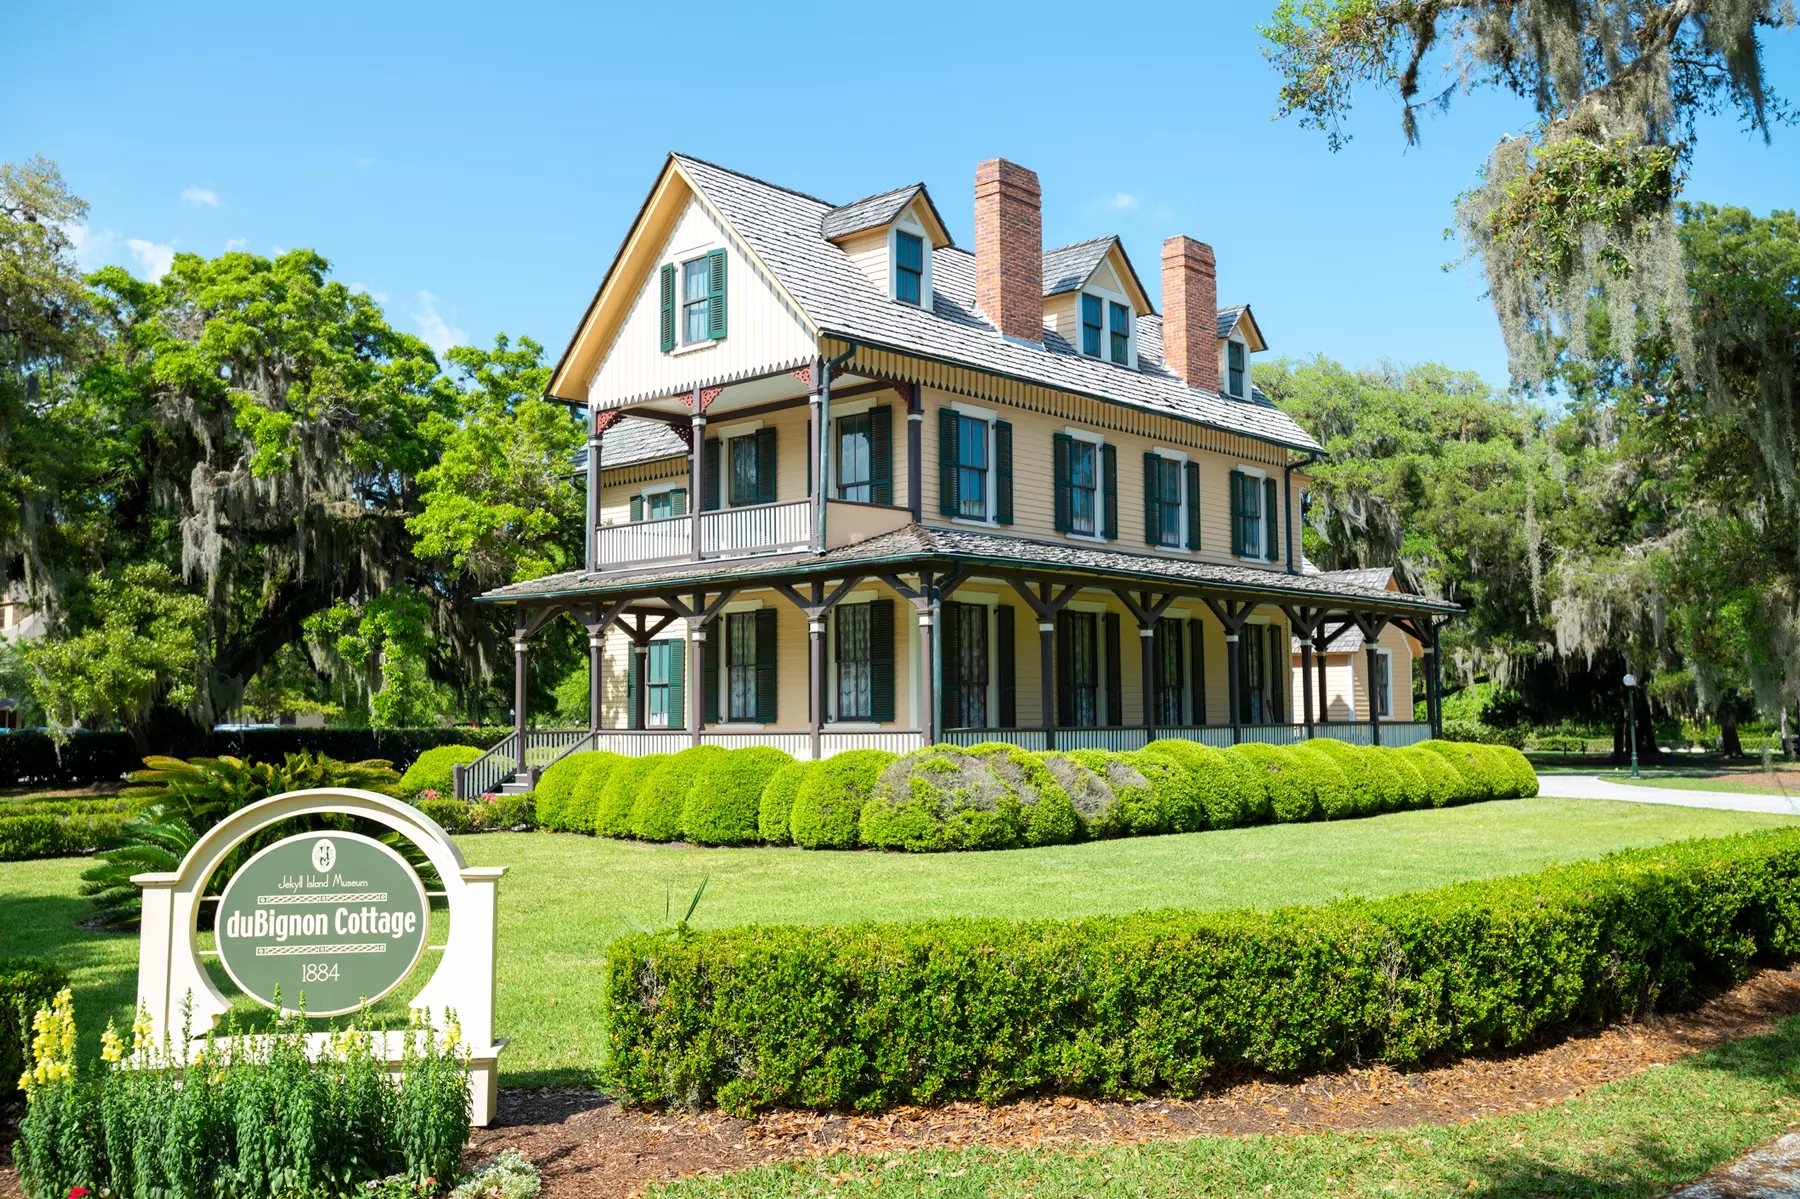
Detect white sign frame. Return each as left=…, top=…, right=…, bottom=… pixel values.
left=133, top=788, right=509, bottom=1125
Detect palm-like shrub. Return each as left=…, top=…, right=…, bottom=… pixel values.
left=684, top=746, right=794, bottom=845
left=758, top=760, right=814, bottom=845
left=397, top=745, right=486, bottom=798
left=631, top=747, right=725, bottom=841
left=790, top=749, right=895, bottom=849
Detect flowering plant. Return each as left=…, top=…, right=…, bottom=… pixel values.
left=417, top=789, right=442, bottom=802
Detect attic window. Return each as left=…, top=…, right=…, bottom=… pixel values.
left=1227, top=340, right=1246, bottom=397
left=895, top=232, right=924, bottom=305
left=1081, top=295, right=1102, bottom=357
left=1109, top=302, right=1130, bottom=365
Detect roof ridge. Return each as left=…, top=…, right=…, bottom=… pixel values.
left=827, top=182, right=925, bottom=213
left=671, top=151, right=836, bottom=209
left=1043, top=234, right=1118, bottom=254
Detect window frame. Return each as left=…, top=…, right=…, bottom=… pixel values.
left=1080, top=293, right=1103, bottom=357
left=720, top=421, right=765, bottom=509
left=947, top=403, right=997, bottom=525
left=645, top=639, right=674, bottom=727
left=835, top=409, right=873, bottom=504
left=1109, top=301, right=1131, bottom=365
left=834, top=602, right=875, bottom=722
left=724, top=609, right=759, bottom=724
left=1149, top=446, right=1190, bottom=552
left=1371, top=646, right=1392, bottom=718
left=1066, top=434, right=1100, bottom=537
left=681, top=255, right=712, bottom=346
left=893, top=230, right=924, bottom=306
left=1226, top=338, right=1247, bottom=397
left=1234, top=463, right=1272, bottom=563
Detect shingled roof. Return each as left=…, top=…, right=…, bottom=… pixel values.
left=572, top=416, right=686, bottom=472
left=821, top=184, right=927, bottom=241
left=1042, top=236, right=1117, bottom=295
left=669, top=154, right=1320, bottom=453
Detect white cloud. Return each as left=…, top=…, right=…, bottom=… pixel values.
left=411, top=290, right=466, bottom=358
left=1106, top=192, right=1140, bottom=211
left=181, top=186, right=220, bottom=208
left=224, top=238, right=248, bottom=252
left=127, top=239, right=176, bottom=282
left=63, top=223, right=121, bottom=270
left=348, top=282, right=390, bottom=303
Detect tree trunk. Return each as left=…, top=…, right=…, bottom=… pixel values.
left=1720, top=708, right=1744, bottom=759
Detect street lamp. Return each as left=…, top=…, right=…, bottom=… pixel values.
left=1622, top=673, right=1640, bottom=779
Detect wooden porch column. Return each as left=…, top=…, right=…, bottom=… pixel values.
left=920, top=603, right=937, bottom=747
left=512, top=630, right=531, bottom=786
left=586, top=407, right=603, bottom=574
left=906, top=385, right=923, bottom=522
left=1316, top=637, right=1330, bottom=722
left=1225, top=633, right=1242, bottom=744
left=809, top=359, right=826, bottom=552
left=1299, top=640, right=1316, bottom=739
left=588, top=633, right=604, bottom=732
left=633, top=642, right=649, bottom=730
left=1365, top=642, right=1383, bottom=746
left=1038, top=621, right=1056, bottom=749
left=689, top=409, right=707, bottom=562
left=809, top=615, right=826, bottom=760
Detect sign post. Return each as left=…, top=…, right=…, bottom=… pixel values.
left=133, top=788, right=508, bottom=1125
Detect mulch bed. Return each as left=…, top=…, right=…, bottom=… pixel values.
left=6, top=966, right=1800, bottom=1199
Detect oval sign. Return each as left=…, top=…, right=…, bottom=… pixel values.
left=214, top=830, right=429, bottom=1016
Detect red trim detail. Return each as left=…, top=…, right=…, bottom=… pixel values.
left=591, top=408, right=625, bottom=436
left=698, top=386, right=725, bottom=411
left=790, top=366, right=813, bottom=387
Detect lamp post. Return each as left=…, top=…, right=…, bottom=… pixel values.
left=1623, top=673, right=1640, bottom=779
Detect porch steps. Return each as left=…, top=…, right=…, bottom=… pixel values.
left=498, top=781, right=534, bottom=796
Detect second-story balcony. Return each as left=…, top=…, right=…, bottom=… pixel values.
left=594, top=498, right=813, bottom=569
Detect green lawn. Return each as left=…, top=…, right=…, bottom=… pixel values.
left=648, top=1016, right=1800, bottom=1199
left=1616, top=776, right=1800, bottom=799
left=6, top=796, right=1799, bottom=1087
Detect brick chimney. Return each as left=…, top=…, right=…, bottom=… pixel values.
left=1161, top=235, right=1219, bottom=392
left=974, top=158, right=1043, bottom=343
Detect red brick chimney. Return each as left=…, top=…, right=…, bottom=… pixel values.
left=1161, top=235, right=1218, bottom=392
left=974, top=158, right=1043, bottom=343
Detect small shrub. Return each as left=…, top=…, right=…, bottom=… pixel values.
left=0, top=959, right=67, bottom=1105
left=1493, top=743, right=1540, bottom=797
left=862, top=746, right=1021, bottom=851
left=685, top=747, right=795, bottom=845
left=1304, top=739, right=1399, bottom=816
left=564, top=752, right=625, bottom=833
left=1038, top=752, right=1116, bottom=835
left=1067, top=749, right=1164, bottom=837
left=1401, top=745, right=1467, bottom=806
left=595, top=754, right=669, bottom=838
left=1529, top=733, right=1588, bottom=753
left=532, top=752, right=590, bottom=831
left=452, top=1148, right=543, bottom=1199
left=965, top=742, right=1080, bottom=846
left=1290, top=744, right=1355, bottom=818
left=1124, top=749, right=1208, bottom=832
left=631, top=746, right=725, bottom=842
left=1419, top=740, right=1496, bottom=801
left=0, top=811, right=130, bottom=861
left=1226, top=743, right=1319, bottom=822
left=758, top=760, right=814, bottom=845
left=1377, top=747, right=1431, bottom=809
left=790, top=749, right=896, bottom=849
left=397, top=744, right=487, bottom=798
left=1138, top=739, right=1267, bottom=828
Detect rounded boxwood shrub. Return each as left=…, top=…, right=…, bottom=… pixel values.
left=966, top=743, right=1079, bottom=846
left=759, top=759, right=814, bottom=845
left=632, top=746, right=726, bottom=841
left=1378, top=747, right=1431, bottom=809
left=684, top=746, right=795, bottom=845
left=397, top=744, right=486, bottom=799
left=595, top=753, right=670, bottom=837
left=1304, top=739, right=1399, bottom=815
left=532, top=752, right=590, bottom=831
left=1401, top=745, right=1465, bottom=806
left=1124, top=748, right=1209, bottom=832
left=790, top=749, right=896, bottom=849
left=1466, top=743, right=1528, bottom=799
left=1291, top=744, right=1355, bottom=818
left=1419, top=740, right=1494, bottom=801
left=862, top=746, right=1022, bottom=852
left=1493, top=744, right=1540, bottom=798
left=1066, top=750, right=1162, bottom=837
left=565, top=751, right=625, bottom=832
left=1038, top=752, right=1116, bottom=836
left=1139, top=739, right=1268, bottom=828
left=1226, top=743, right=1319, bottom=823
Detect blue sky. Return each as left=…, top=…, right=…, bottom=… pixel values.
left=7, top=1, right=1798, bottom=388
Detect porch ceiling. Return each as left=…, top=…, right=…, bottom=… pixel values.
left=479, top=524, right=1458, bottom=620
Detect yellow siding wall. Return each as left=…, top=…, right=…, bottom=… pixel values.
left=1288, top=625, right=1419, bottom=722
left=839, top=228, right=887, bottom=293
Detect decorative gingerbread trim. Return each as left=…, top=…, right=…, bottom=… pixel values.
left=591, top=408, right=625, bottom=437
left=698, top=385, right=725, bottom=411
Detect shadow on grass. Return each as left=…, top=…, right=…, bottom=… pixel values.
left=1, top=890, right=139, bottom=1049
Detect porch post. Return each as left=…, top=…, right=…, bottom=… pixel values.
left=919, top=605, right=937, bottom=746
left=810, top=359, right=826, bottom=552
left=689, top=409, right=707, bottom=562
left=809, top=617, right=825, bottom=761
left=633, top=640, right=649, bottom=730
left=689, top=598, right=706, bottom=749
left=1365, top=642, right=1382, bottom=746
left=588, top=633, right=604, bottom=732
left=1300, top=640, right=1316, bottom=739
left=906, top=387, right=923, bottom=522
left=512, top=634, right=531, bottom=787
left=585, top=407, right=602, bottom=574
left=1140, top=625, right=1157, bottom=740
left=1038, top=621, right=1056, bottom=750
left=1226, top=632, right=1242, bottom=744
left=1316, top=636, right=1329, bottom=723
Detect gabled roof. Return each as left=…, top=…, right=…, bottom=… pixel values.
left=572, top=416, right=686, bottom=472
left=1041, top=235, right=1155, bottom=314
left=821, top=183, right=952, bottom=247
left=1218, top=304, right=1268, bottom=352
left=671, top=154, right=1320, bottom=452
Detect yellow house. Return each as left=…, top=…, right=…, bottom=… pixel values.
left=463, top=154, right=1455, bottom=795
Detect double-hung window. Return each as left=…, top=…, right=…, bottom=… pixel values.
left=836, top=411, right=872, bottom=503
left=729, top=436, right=758, bottom=506
left=1155, top=619, right=1184, bottom=725
left=835, top=604, right=873, bottom=720
left=955, top=414, right=988, bottom=518
left=647, top=490, right=675, bottom=520
left=1227, top=340, right=1246, bottom=397
left=683, top=258, right=713, bottom=345
left=1154, top=456, right=1182, bottom=547
left=1064, top=610, right=1099, bottom=727
left=1068, top=439, right=1098, bottom=535
left=646, top=641, right=673, bottom=727
left=894, top=232, right=924, bottom=305
left=1109, top=301, right=1130, bottom=364
left=1081, top=294, right=1103, bottom=357
left=725, top=611, right=758, bottom=722
left=943, top=601, right=989, bottom=728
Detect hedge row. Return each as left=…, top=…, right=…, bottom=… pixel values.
left=415, top=793, right=535, bottom=834
left=0, top=812, right=134, bottom=862
left=0, top=727, right=513, bottom=788
left=522, top=738, right=1535, bottom=853
left=605, top=827, right=1800, bottom=1113
left=1, top=959, right=68, bottom=1106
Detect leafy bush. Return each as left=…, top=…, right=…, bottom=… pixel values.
left=1441, top=717, right=1528, bottom=749
left=1400, top=745, right=1465, bottom=807
left=398, top=744, right=487, bottom=799
left=1420, top=740, right=1499, bottom=801
left=684, top=746, right=795, bottom=845
left=1066, top=749, right=1164, bottom=837
left=1305, top=739, right=1400, bottom=815
left=14, top=990, right=471, bottom=1198
left=631, top=746, right=725, bottom=842
left=758, top=760, right=814, bottom=845
left=1291, top=744, right=1355, bottom=819
left=1037, top=752, right=1119, bottom=835
left=567, top=751, right=625, bottom=833
left=0, top=811, right=131, bottom=861
left=530, top=752, right=589, bottom=831
left=1377, top=747, right=1431, bottom=809
left=605, top=828, right=1800, bottom=1114
left=1, top=959, right=67, bottom=1108
left=1136, top=739, right=1267, bottom=828
left=1226, top=743, right=1320, bottom=822
left=1493, top=743, right=1541, bottom=797
left=417, top=793, right=534, bottom=834
left=1529, top=733, right=1589, bottom=753
left=790, top=749, right=895, bottom=849
left=861, top=746, right=1023, bottom=852
left=451, top=1148, right=542, bottom=1199
left=595, top=754, right=669, bottom=838
left=966, top=742, right=1080, bottom=846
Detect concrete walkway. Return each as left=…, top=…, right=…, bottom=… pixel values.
left=1663, top=1133, right=1800, bottom=1198
left=1536, top=773, right=1800, bottom=816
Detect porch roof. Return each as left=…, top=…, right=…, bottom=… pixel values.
left=478, top=524, right=1458, bottom=617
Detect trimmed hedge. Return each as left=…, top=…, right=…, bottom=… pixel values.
left=397, top=744, right=487, bottom=799
left=861, top=746, right=1024, bottom=852
left=595, top=754, right=669, bottom=838
left=758, top=760, right=814, bottom=845
left=1307, top=738, right=1401, bottom=815
left=1136, top=740, right=1267, bottom=828
left=416, top=793, right=535, bottom=834
left=1, top=959, right=68, bottom=1108
left=685, top=746, right=794, bottom=845
left=568, top=752, right=626, bottom=832
left=790, top=749, right=896, bottom=849
left=631, top=747, right=725, bottom=841
left=968, top=743, right=1079, bottom=847
left=605, top=828, right=1800, bottom=1114
left=0, top=811, right=131, bottom=861
left=531, top=752, right=588, bottom=830
left=1226, top=742, right=1320, bottom=822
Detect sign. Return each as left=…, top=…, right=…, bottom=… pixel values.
left=215, top=830, right=429, bottom=1016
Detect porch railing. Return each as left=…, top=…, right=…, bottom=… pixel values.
left=1313, top=720, right=1433, bottom=748
left=593, top=514, right=690, bottom=569
left=942, top=729, right=1051, bottom=751
left=702, top=729, right=813, bottom=756
left=820, top=729, right=925, bottom=757
left=700, top=500, right=810, bottom=557
left=455, top=732, right=516, bottom=800
left=939, top=724, right=1434, bottom=752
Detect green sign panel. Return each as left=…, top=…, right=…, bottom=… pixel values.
left=215, top=831, right=429, bottom=1016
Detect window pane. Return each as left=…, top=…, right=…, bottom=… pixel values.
left=647, top=642, right=670, bottom=727
left=648, top=492, right=673, bottom=520
left=1081, top=295, right=1101, bottom=357
left=1243, top=475, right=1261, bottom=554
left=837, top=412, right=871, bottom=502
left=956, top=415, right=987, bottom=518
left=1109, top=302, right=1130, bottom=364
left=683, top=260, right=710, bottom=344
left=730, top=438, right=757, bottom=505
left=727, top=612, right=757, bottom=721
left=1069, top=441, right=1096, bottom=534
left=1157, top=459, right=1182, bottom=546
left=947, top=602, right=988, bottom=727
left=837, top=605, right=872, bottom=720
left=1071, top=611, right=1098, bottom=727
left=895, top=232, right=923, bottom=271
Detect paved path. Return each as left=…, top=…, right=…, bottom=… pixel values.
left=1664, top=1134, right=1800, bottom=1198
left=1536, top=773, right=1800, bottom=816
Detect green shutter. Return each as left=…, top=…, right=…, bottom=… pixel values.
left=667, top=637, right=685, bottom=727
left=669, top=487, right=687, bottom=517
left=869, top=404, right=892, bottom=506
left=626, top=644, right=639, bottom=728
left=629, top=494, right=644, bottom=522
left=705, top=248, right=727, bottom=339
left=703, top=623, right=720, bottom=724
left=1052, top=433, right=1073, bottom=532
left=756, top=427, right=777, bottom=504
left=658, top=263, right=675, bottom=352
left=1186, top=461, right=1202, bottom=550
left=1144, top=451, right=1161, bottom=545
left=870, top=599, right=895, bottom=722
left=755, top=607, right=778, bottom=723
left=1102, top=442, right=1118, bottom=540
left=996, top=604, right=1016, bottom=728
left=937, top=408, right=958, bottom=516
left=1264, top=476, right=1280, bottom=560
left=1104, top=612, right=1123, bottom=727
left=994, top=419, right=1013, bottom=524
left=1228, top=469, right=1246, bottom=555
left=1055, top=612, right=1074, bottom=727
left=703, top=440, right=721, bottom=511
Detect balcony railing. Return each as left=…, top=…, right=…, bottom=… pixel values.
left=941, top=722, right=1434, bottom=752
left=593, top=499, right=812, bottom=573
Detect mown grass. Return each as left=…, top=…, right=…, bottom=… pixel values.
left=1618, top=776, right=1800, bottom=800
left=5, top=796, right=1799, bottom=1086
left=646, top=1016, right=1800, bottom=1198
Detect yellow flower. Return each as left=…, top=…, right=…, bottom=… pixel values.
left=101, top=1026, right=124, bottom=1064
left=442, top=1021, right=461, bottom=1049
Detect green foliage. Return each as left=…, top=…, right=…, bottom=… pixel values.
left=966, top=742, right=1079, bottom=847
left=1376, top=746, right=1431, bottom=809
left=0, top=959, right=67, bottom=1106
left=1493, top=743, right=1541, bottom=797
left=757, top=760, right=814, bottom=846
left=1139, top=739, right=1269, bottom=828
left=630, top=746, right=724, bottom=842
left=1401, top=745, right=1465, bottom=807
left=683, top=746, right=794, bottom=846
left=1066, top=750, right=1162, bottom=837
left=305, top=586, right=449, bottom=729
left=790, top=750, right=895, bottom=849
left=605, top=828, right=1800, bottom=1114
left=861, top=746, right=1023, bottom=852
left=397, top=744, right=486, bottom=799
left=1037, top=752, right=1119, bottom=834
left=450, top=1148, right=542, bottom=1199
left=594, top=754, right=667, bottom=839
left=1303, top=739, right=1399, bottom=815
left=1290, top=743, right=1355, bottom=818
left=529, top=751, right=585, bottom=831
left=1419, top=739, right=1498, bottom=801
left=1226, top=743, right=1319, bottom=822
left=417, top=793, right=534, bottom=834
left=566, top=752, right=624, bottom=834
left=0, top=811, right=130, bottom=861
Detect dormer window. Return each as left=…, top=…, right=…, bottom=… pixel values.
left=1081, top=294, right=1102, bottom=356
left=1109, top=302, right=1130, bottom=365
left=895, top=232, right=924, bottom=305
left=1227, top=339, right=1246, bottom=397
